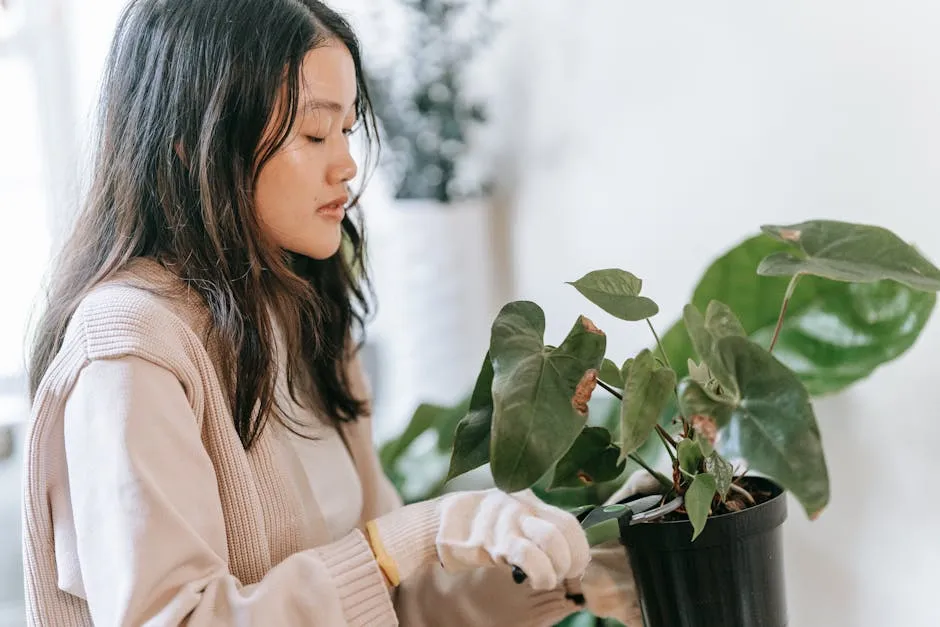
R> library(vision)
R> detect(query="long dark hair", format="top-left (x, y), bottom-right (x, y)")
top-left (28, 0), bottom-right (380, 448)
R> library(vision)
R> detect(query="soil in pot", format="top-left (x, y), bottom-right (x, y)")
top-left (619, 476), bottom-right (789, 627)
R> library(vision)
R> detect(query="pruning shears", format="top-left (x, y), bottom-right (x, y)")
top-left (510, 493), bottom-right (685, 605)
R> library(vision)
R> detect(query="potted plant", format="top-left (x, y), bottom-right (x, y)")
top-left (379, 219), bottom-right (940, 626)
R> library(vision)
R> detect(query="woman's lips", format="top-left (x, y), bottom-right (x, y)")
top-left (317, 199), bottom-right (347, 220)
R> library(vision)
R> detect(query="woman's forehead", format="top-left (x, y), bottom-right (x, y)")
top-left (297, 42), bottom-right (358, 117)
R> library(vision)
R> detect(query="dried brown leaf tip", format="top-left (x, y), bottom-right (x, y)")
top-left (691, 414), bottom-right (718, 446)
top-left (572, 369), bottom-right (598, 415)
top-left (577, 471), bottom-right (594, 486)
top-left (580, 316), bottom-right (604, 335)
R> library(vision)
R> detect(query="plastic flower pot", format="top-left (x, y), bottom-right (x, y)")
top-left (619, 477), bottom-right (788, 627)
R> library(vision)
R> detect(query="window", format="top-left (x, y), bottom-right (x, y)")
top-left (0, 0), bottom-right (73, 623)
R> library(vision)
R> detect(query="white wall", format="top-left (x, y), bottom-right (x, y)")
top-left (504, 2), bottom-right (940, 625)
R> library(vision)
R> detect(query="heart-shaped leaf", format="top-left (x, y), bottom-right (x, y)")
top-left (685, 472), bottom-right (717, 541)
top-left (568, 269), bottom-right (660, 321)
top-left (599, 358), bottom-right (624, 388)
top-left (446, 352), bottom-right (495, 482)
top-left (489, 302), bottom-right (607, 492)
top-left (759, 220), bottom-right (940, 292)
top-left (660, 234), bottom-right (937, 395)
top-left (550, 427), bottom-right (625, 489)
top-left (678, 335), bottom-right (830, 518)
top-left (618, 349), bottom-right (677, 462)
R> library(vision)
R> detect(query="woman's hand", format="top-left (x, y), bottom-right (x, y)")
top-left (366, 488), bottom-right (590, 591)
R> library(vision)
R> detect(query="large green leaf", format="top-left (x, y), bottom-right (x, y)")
top-left (618, 349), bottom-right (677, 462)
top-left (686, 472), bottom-right (717, 541)
top-left (678, 335), bottom-right (830, 518)
top-left (446, 352), bottom-right (495, 482)
top-left (550, 427), bottom-right (625, 489)
top-left (660, 234), bottom-right (937, 395)
top-left (759, 220), bottom-right (940, 291)
top-left (489, 302), bottom-right (607, 492)
top-left (752, 280), bottom-right (936, 394)
top-left (567, 269), bottom-right (660, 321)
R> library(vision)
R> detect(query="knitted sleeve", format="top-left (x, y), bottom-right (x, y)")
top-left (58, 355), bottom-right (397, 626)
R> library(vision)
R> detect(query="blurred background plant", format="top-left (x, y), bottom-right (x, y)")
top-left (362, 0), bottom-right (500, 203)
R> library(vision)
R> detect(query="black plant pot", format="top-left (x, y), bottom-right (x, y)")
top-left (618, 477), bottom-right (788, 627)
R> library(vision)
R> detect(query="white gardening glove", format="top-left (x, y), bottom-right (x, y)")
top-left (366, 488), bottom-right (590, 592)
top-left (437, 488), bottom-right (591, 591)
top-left (604, 467), bottom-right (666, 507)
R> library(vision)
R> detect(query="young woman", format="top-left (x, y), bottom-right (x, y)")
top-left (22, 1), bottom-right (642, 624)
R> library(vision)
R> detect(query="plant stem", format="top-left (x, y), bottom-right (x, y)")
top-left (628, 452), bottom-right (673, 491)
top-left (596, 378), bottom-right (622, 400)
top-left (655, 424), bottom-right (677, 449)
top-left (646, 319), bottom-right (672, 371)
top-left (769, 273), bottom-right (802, 353)
top-left (645, 318), bottom-right (691, 434)
top-left (655, 427), bottom-right (678, 464)
top-left (729, 482), bottom-right (756, 506)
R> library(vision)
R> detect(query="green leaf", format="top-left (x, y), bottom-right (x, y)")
top-left (380, 399), bottom-right (468, 469)
top-left (759, 220), bottom-right (940, 292)
top-left (567, 269), bottom-right (660, 321)
top-left (677, 438), bottom-right (704, 476)
top-left (678, 335), bottom-right (830, 518)
top-left (619, 357), bottom-right (635, 385)
top-left (705, 451), bottom-right (734, 499)
top-left (754, 280), bottom-right (937, 395)
top-left (489, 302), bottom-right (607, 492)
top-left (704, 300), bottom-right (747, 339)
top-left (660, 234), bottom-right (937, 396)
top-left (682, 304), bottom-right (738, 399)
top-left (686, 472), bottom-right (717, 541)
top-left (599, 358), bottom-right (624, 388)
top-left (550, 427), bottom-right (625, 489)
top-left (446, 352), bottom-right (495, 482)
top-left (618, 349), bottom-right (677, 461)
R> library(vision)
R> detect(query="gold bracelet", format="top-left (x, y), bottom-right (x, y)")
top-left (365, 520), bottom-right (401, 587)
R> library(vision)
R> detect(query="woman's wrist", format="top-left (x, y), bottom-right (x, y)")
top-left (366, 498), bottom-right (442, 586)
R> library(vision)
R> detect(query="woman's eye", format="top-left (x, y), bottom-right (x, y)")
top-left (307, 136), bottom-right (325, 144)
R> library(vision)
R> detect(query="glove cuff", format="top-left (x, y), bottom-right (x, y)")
top-left (367, 498), bottom-right (441, 585)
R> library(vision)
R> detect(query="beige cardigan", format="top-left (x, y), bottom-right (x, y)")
top-left (21, 260), bottom-right (576, 626)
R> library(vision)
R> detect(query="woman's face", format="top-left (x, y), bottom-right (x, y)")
top-left (255, 40), bottom-right (359, 260)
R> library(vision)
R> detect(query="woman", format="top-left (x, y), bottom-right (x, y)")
top-left (22, 0), bottom-right (641, 624)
